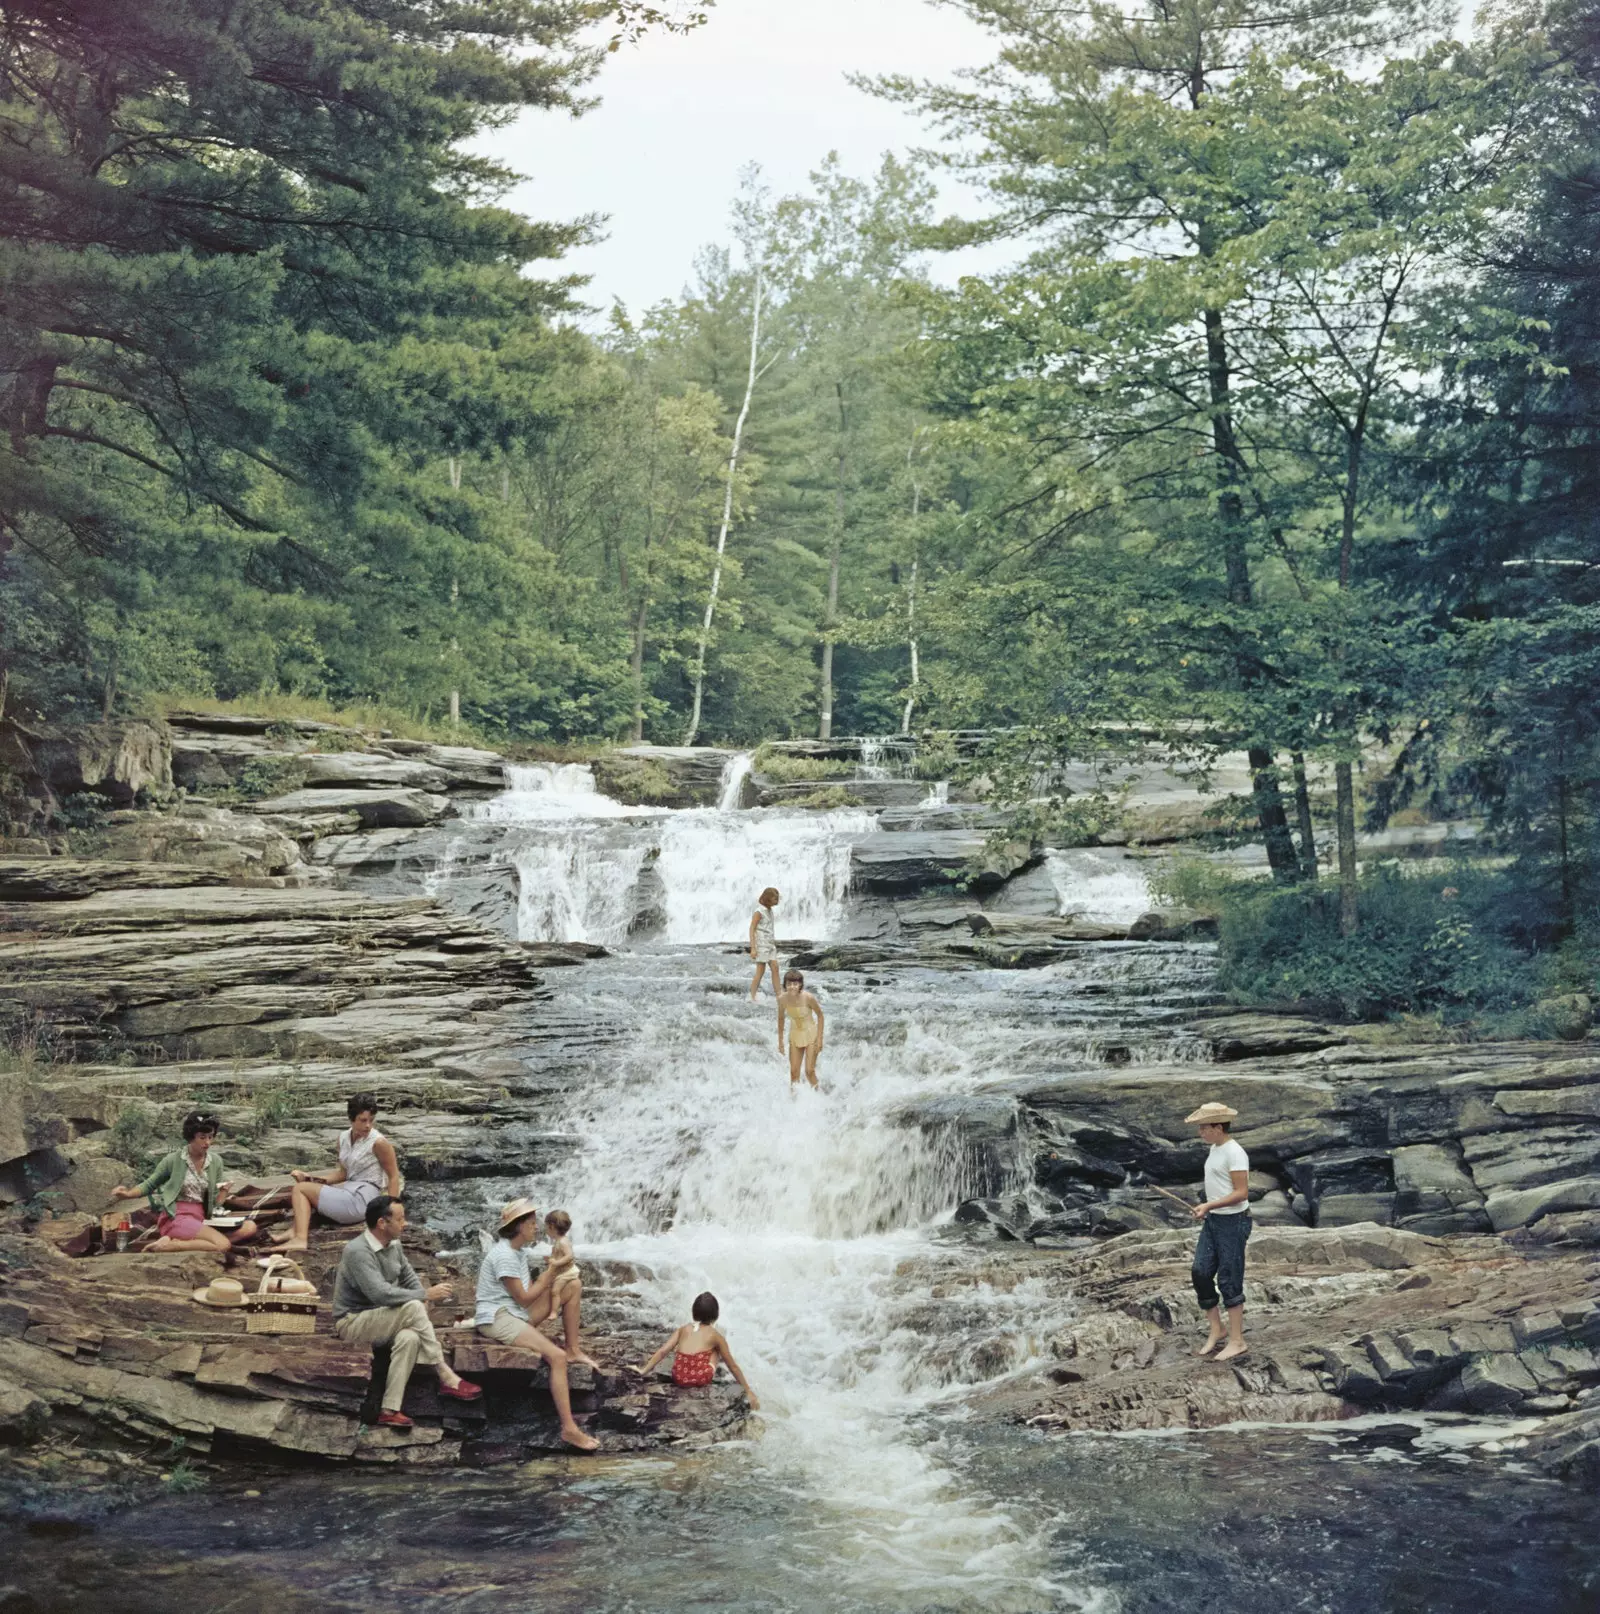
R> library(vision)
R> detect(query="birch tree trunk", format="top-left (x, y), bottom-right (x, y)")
top-left (900, 434), bottom-right (923, 736)
top-left (818, 380), bottom-right (846, 740)
top-left (684, 266), bottom-right (763, 747)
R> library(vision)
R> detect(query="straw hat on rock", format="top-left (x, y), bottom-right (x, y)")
top-left (1185, 1102), bottom-right (1239, 1126)
top-left (497, 1197), bottom-right (540, 1233)
top-left (192, 1276), bottom-right (246, 1308)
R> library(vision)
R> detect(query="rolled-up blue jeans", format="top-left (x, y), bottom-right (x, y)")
top-left (1192, 1210), bottom-right (1251, 1310)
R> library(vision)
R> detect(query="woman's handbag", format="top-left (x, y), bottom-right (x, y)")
top-left (243, 1256), bottom-right (323, 1335)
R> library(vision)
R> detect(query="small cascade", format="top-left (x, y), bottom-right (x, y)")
top-left (468, 761), bottom-right (643, 822)
top-left (856, 734), bottom-right (917, 780)
top-left (541, 964), bottom-right (1084, 1606)
top-left (716, 750), bottom-right (754, 811)
top-left (512, 830), bottom-right (651, 946)
top-left (1047, 846), bottom-right (1154, 925)
top-left (655, 807), bottom-right (874, 943)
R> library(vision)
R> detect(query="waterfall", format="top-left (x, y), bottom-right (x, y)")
top-left (512, 830), bottom-right (652, 946)
top-left (468, 762), bottom-right (644, 822)
top-left (539, 963), bottom-right (1087, 1607)
top-left (716, 750), bottom-right (754, 811)
top-left (856, 734), bottom-right (916, 780)
top-left (655, 808), bottom-right (874, 943)
top-left (460, 762), bottom-right (877, 946)
top-left (1047, 847), bottom-right (1154, 924)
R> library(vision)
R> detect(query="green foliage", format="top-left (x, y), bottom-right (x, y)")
top-left (789, 786), bottom-right (865, 809)
top-left (751, 747), bottom-right (856, 782)
top-left (1147, 857), bottom-right (1253, 919)
top-left (249, 1074), bottom-right (308, 1138)
top-left (1214, 866), bottom-right (1583, 1022)
top-left (602, 760), bottom-right (679, 805)
top-left (163, 1461), bottom-right (208, 1496)
top-left (108, 1103), bottom-right (170, 1173)
top-left (236, 758), bottom-right (308, 801)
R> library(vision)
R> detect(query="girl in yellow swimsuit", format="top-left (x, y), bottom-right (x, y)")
top-left (776, 969), bottom-right (824, 1088)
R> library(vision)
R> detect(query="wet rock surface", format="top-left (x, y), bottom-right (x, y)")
top-left (958, 1223), bottom-right (1600, 1437)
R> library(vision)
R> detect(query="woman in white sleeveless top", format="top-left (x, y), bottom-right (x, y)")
top-left (275, 1093), bottom-right (401, 1252)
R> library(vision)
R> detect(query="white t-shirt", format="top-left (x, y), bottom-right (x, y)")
top-left (1205, 1138), bottom-right (1250, 1214)
top-left (474, 1239), bottom-right (532, 1324)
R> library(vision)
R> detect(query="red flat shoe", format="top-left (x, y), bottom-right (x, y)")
top-left (375, 1409), bottom-right (414, 1429)
top-left (439, 1379), bottom-right (482, 1402)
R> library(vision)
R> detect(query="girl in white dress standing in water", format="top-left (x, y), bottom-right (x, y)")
top-left (748, 886), bottom-right (781, 999)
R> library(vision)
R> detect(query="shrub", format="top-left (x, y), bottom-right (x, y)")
top-left (237, 756), bottom-right (308, 799)
top-left (752, 745), bottom-right (856, 782)
top-left (1215, 865), bottom-right (1572, 1022)
top-left (1147, 855), bottom-right (1254, 917)
top-left (108, 1102), bottom-right (171, 1171)
top-left (249, 1072), bottom-right (307, 1136)
top-left (602, 758), bottom-right (678, 805)
top-left (790, 786), bottom-right (865, 809)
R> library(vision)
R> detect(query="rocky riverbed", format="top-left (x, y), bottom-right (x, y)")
top-left (1, 717), bottom-right (1598, 1610)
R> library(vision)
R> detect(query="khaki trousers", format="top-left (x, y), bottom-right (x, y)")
top-left (336, 1299), bottom-right (444, 1411)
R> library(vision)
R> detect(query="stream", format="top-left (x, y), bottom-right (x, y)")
top-left (15, 766), bottom-right (1600, 1612)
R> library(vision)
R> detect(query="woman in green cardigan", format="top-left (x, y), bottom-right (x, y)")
top-left (111, 1111), bottom-right (258, 1252)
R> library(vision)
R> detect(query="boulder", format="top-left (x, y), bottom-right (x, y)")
top-left (379, 742), bottom-right (505, 791)
top-left (851, 832), bottom-right (986, 894)
top-left (1460, 1352), bottom-right (1539, 1412)
top-left (1285, 1148), bottom-right (1394, 1203)
top-left (953, 1197), bottom-right (1028, 1240)
top-left (591, 747), bottom-right (737, 809)
top-left (245, 788), bottom-right (450, 829)
top-left (0, 858), bottom-right (232, 901)
top-left (32, 721), bottom-right (172, 806)
top-left (1315, 1192), bottom-right (1397, 1227)
top-left (299, 753), bottom-right (452, 792)
top-left (1463, 1124), bottom-right (1600, 1195)
top-left (1127, 908), bottom-right (1219, 941)
top-left (1519, 1402), bottom-right (1600, 1484)
top-left (1485, 1176), bottom-right (1600, 1232)
top-left (1392, 1142), bottom-right (1489, 1234)
top-left (1034, 1142), bottom-right (1128, 1193)
top-left (0, 1376), bottom-right (50, 1444)
top-left (1193, 1014), bottom-right (1350, 1061)
top-left (1530, 993), bottom-right (1594, 1041)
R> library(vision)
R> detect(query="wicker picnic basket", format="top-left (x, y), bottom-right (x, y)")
top-left (244, 1256), bottom-right (323, 1335)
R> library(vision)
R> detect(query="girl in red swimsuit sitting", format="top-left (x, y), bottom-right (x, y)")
top-left (637, 1291), bottom-right (760, 1409)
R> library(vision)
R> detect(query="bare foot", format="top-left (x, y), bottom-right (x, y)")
top-left (569, 1351), bottom-right (602, 1371)
top-left (147, 1236), bottom-right (175, 1252)
top-left (562, 1426), bottom-right (600, 1453)
top-left (1214, 1341), bottom-right (1249, 1362)
top-left (1195, 1337), bottom-right (1226, 1358)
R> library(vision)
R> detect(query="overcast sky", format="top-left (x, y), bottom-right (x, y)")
top-left (477, 0), bottom-right (1007, 321)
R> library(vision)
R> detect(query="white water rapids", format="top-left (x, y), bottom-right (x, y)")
top-left (450, 767), bottom-right (1202, 1610)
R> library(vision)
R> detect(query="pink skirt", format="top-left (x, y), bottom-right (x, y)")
top-left (157, 1200), bottom-right (208, 1240)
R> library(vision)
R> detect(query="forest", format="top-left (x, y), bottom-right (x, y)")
top-left (3, 0), bottom-right (1599, 1018)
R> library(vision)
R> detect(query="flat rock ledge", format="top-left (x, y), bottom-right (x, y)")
top-left (0, 1227), bottom-right (752, 1469)
top-left (954, 1223), bottom-right (1600, 1462)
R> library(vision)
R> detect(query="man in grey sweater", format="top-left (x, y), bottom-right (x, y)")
top-left (333, 1196), bottom-right (481, 1428)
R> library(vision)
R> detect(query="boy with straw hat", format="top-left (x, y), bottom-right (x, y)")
top-left (1185, 1101), bottom-right (1252, 1362)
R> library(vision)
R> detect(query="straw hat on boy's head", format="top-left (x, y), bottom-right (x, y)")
top-left (497, 1197), bottom-right (540, 1233)
top-left (1185, 1101), bottom-right (1239, 1126)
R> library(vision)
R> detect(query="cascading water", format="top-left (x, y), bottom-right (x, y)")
top-left (655, 807), bottom-right (875, 942)
top-left (1048, 846), bottom-right (1155, 925)
top-left (856, 734), bottom-right (916, 780)
top-left (433, 765), bottom-right (1150, 1608)
top-left (535, 958), bottom-right (1097, 1610)
top-left (716, 750), bottom-right (754, 811)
